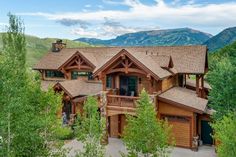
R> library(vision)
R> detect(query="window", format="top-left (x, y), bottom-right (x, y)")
top-left (71, 71), bottom-right (93, 80)
top-left (45, 70), bottom-right (64, 78)
top-left (164, 115), bottom-right (189, 123)
top-left (106, 76), bottom-right (112, 88)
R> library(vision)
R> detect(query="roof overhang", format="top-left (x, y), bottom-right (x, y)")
top-left (58, 50), bottom-right (96, 71)
top-left (158, 96), bottom-right (205, 114)
top-left (93, 49), bottom-right (163, 81)
top-left (158, 87), bottom-right (208, 114)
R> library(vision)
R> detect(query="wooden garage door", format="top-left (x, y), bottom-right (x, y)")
top-left (164, 115), bottom-right (191, 148)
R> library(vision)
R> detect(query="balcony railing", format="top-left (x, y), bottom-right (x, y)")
top-left (107, 95), bottom-right (139, 108)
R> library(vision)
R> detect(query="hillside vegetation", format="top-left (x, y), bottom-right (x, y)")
top-left (0, 33), bottom-right (91, 67)
top-left (204, 27), bottom-right (236, 52)
top-left (77, 28), bottom-right (212, 46)
top-left (209, 40), bottom-right (236, 68)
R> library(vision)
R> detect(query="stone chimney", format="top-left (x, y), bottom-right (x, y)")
top-left (52, 39), bottom-right (66, 52)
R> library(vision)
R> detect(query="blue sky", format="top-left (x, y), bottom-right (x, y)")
top-left (0, 0), bottom-right (236, 39)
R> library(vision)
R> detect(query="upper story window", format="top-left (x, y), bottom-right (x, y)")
top-left (71, 71), bottom-right (93, 80)
top-left (45, 70), bottom-right (64, 78)
top-left (106, 76), bottom-right (112, 88)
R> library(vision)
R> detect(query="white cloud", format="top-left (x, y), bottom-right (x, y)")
top-left (85, 4), bottom-right (91, 8)
top-left (18, 0), bottom-right (236, 38)
top-left (71, 27), bottom-right (99, 38)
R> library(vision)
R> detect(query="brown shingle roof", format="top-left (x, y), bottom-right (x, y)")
top-left (56, 80), bottom-right (102, 98)
top-left (127, 51), bottom-right (171, 79)
top-left (158, 87), bottom-right (208, 113)
top-left (151, 55), bottom-right (171, 68)
top-left (34, 46), bottom-right (207, 75)
top-left (41, 80), bottom-right (59, 91)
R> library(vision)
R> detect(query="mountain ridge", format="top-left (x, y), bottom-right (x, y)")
top-left (76, 28), bottom-right (212, 47)
top-left (203, 27), bottom-right (236, 52)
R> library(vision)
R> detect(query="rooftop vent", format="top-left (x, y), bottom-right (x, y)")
top-left (52, 39), bottom-right (66, 52)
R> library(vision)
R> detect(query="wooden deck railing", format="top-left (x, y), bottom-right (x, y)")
top-left (107, 95), bottom-right (139, 108)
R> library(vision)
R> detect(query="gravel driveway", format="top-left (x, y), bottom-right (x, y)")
top-left (63, 138), bottom-right (216, 157)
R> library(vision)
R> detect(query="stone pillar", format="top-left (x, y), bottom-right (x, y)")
top-left (100, 91), bottom-right (108, 145)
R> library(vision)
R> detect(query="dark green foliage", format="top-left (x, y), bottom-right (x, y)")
top-left (122, 89), bottom-right (174, 156)
top-left (211, 112), bottom-right (236, 157)
top-left (208, 39), bottom-right (236, 156)
top-left (208, 41), bottom-right (236, 119)
top-left (77, 28), bottom-right (211, 46)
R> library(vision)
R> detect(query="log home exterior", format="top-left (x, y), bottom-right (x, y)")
top-left (34, 40), bottom-right (213, 149)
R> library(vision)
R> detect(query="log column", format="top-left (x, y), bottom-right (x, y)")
top-left (196, 74), bottom-right (200, 96)
top-left (147, 74), bottom-right (153, 94)
top-left (201, 75), bottom-right (205, 98)
top-left (100, 91), bottom-right (108, 145)
top-left (99, 72), bottom-right (106, 91)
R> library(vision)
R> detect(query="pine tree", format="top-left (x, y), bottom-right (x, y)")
top-left (122, 89), bottom-right (174, 157)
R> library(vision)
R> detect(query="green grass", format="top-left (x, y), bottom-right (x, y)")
top-left (0, 33), bottom-right (91, 67)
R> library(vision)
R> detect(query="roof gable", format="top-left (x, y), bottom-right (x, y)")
top-left (93, 49), bottom-right (171, 80)
top-left (59, 51), bottom-right (95, 71)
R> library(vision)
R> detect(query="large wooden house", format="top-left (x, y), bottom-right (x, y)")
top-left (34, 40), bottom-right (213, 149)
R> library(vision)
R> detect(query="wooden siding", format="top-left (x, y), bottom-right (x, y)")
top-left (138, 75), bottom-right (150, 94)
top-left (158, 100), bottom-right (194, 148)
top-left (161, 75), bottom-right (177, 92)
top-left (109, 115), bottom-right (119, 137)
top-left (109, 114), bottom-right (128, 138)
top-left (158, 101), bottom-right (193, 117)
top-left (120, 114), bottom-right (127, 136)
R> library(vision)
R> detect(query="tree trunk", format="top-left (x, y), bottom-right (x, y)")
top-left (7, 112), bottom-right (10, 157)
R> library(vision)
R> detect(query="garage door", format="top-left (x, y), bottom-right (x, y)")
top-left (164, 115), bottom-right (191, 148)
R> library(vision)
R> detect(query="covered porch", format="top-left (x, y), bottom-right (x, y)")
top-left (94, 49), bottom-right (165, 111)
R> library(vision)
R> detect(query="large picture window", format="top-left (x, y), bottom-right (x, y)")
top-left (45, 70), bottom-right (64, 78)
top-left (71, 71), bottom-right (93, 80)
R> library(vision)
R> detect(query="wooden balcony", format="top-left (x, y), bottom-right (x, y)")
top-left (106, 95), bottom-right (139, 116)
top-left (107, 95), bottom-right (139, 108)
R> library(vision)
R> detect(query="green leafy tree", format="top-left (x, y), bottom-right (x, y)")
top-left (122, 89), bottom-right (174, 157)
top-left (0, 13), bottom-right (64, 156)
top-left (75, 96), bottom-right (105, 157)
top-left (211, 112), bottom-right (236, 157)
top-left (208, 58), bottom-right (236, 119)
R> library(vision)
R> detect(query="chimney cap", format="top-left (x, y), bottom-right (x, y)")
top-left (56, 39), bottom-right (63, 43)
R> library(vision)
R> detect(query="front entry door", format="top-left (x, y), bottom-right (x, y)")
top-left (201, 120), bottom-right (213, 145)
top-left (119, 76), bottom-right (137, 96)
top-left (63, 101), bottom-right (72, 120)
